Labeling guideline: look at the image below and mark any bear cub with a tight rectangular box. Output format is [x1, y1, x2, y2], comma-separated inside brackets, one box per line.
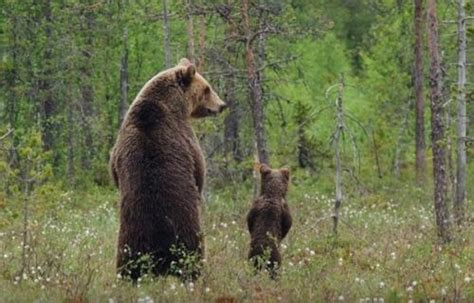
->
[246, 164, 292, 278]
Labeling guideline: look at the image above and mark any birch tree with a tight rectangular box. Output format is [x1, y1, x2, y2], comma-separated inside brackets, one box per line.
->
[454, 0, 467, 226]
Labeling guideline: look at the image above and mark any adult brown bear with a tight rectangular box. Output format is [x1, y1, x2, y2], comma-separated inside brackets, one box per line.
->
[110, 58, 226, 281]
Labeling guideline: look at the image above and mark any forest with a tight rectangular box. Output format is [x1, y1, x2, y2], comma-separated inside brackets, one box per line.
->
[0, 0, 473, 302]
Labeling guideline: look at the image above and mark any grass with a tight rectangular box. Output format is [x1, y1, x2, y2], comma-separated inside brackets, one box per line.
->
[0, 179, 473, 302]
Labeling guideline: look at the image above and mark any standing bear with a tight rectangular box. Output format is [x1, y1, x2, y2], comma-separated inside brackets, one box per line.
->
[110, 58, 226, 281]
[247, 164, 292, 279]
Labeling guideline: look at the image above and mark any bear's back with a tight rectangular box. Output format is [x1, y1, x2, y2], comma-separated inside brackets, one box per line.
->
[113, 100, 202, 238]
[250, 197, 284, 241]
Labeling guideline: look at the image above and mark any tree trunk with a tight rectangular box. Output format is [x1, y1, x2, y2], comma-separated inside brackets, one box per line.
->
[427, 0, 451, 243]
[20, 175, 31, 280]
[198, 7, 206, 72]
[393, 101, 410, 178]
[295, 102, 314, 171]
[67, 106, 75, 186]
[185, 0, 195, 62]
[241, 0, 269, 165]
[333, 77, 345, 235]
[414, 0, 426, 185]
[6, 14, 19, 171]
[79, 3, 95, 169]
[119, 26, 129, 127]
[445, 107, 456, 204]
[162, 0, 172, 68]
[454, 0, 466, 226]
[223, 0, 242, 162]
[372, 131, 383, 178]
[223, 71, 242, 162]
[39, 0, 55, 152]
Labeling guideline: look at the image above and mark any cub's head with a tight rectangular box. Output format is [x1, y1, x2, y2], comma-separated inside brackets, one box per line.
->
[259, 164, 290, 197]
[176, 58, 227, 118]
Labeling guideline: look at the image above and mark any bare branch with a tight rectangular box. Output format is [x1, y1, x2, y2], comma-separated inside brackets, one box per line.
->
[0, 129, 13, 142]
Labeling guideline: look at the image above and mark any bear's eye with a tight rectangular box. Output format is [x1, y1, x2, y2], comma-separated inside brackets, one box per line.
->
[204, 86, 210, 95]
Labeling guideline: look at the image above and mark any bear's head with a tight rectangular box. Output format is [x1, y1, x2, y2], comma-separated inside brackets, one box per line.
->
[175, 58, 227, 118]
[259, 164, 290, 198]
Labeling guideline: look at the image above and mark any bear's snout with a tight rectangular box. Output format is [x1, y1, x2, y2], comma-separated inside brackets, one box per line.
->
[219, 103, 228, 113]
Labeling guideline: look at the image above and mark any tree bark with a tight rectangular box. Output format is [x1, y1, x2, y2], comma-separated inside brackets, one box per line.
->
[38, 0, 55, 152]
[445, 106, 456, 204]
[197, 3, 206, 72]
[6, 14, 19, 170]
[332, 77, 345, 235]
[20, 175, 31, 280]
[295, 102, 314, 171]
[394, 101, 410, 178]
[162, 0, 172, 68]
[185, 0, 195, 62]
[372, 131, 383, 178]
[67, 106, 75, 186]
[222, 1, 242, 162]
[454, 0, 466, 226]
[223, 71, 242, 162]
[241, 0, 269, 165]
[427, 0, 451, 243]
[119, 26, 129, 127]
[79, 2, 95, 169]
[414, 0, 426, 185]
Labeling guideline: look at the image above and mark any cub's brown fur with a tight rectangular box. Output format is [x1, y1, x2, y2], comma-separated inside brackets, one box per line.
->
[246, 164, 292, 278]
[110, 58, 226, 281]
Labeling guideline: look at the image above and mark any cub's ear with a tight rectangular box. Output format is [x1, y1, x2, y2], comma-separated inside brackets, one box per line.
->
[177, 64, 196, 87]
[259, 163, 272, 175]
[281, 168, 290, 181]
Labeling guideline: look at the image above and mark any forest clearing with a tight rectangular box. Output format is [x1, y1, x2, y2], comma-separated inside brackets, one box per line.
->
[0, 0, 473, 302]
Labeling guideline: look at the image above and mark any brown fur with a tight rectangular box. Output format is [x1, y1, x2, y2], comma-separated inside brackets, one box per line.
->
[110, 58, 226, 281]
[246, 164, 292, 278]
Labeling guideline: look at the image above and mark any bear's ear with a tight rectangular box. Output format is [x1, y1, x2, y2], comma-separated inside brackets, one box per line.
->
[177, 64, 196, 88]
[260, 163, 272, 175]
[178, 58, 192, 66]
[281, 168, 290, 181]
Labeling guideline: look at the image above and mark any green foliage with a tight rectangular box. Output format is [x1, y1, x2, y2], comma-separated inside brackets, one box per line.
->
[0, 0, 473, 301]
